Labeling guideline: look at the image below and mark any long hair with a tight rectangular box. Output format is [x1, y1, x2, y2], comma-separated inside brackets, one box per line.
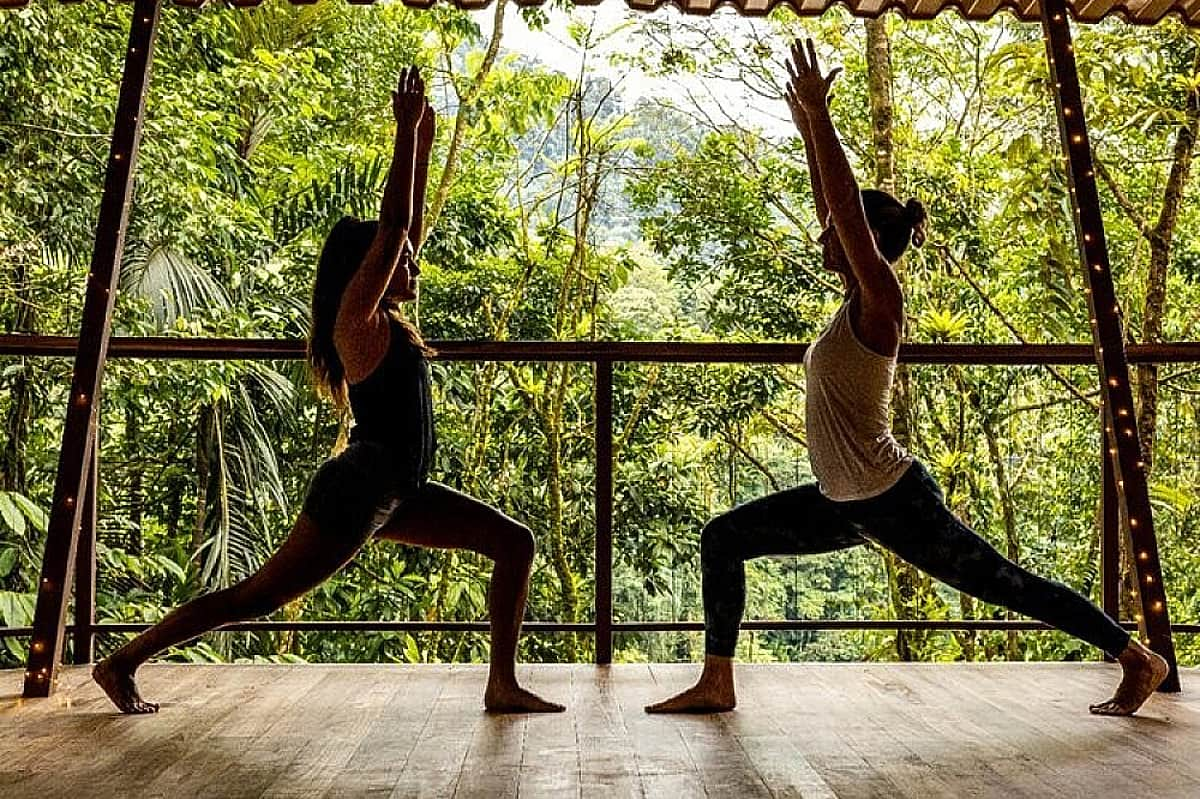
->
[861, 189, 927, 263]
[308, 217, 432, 408]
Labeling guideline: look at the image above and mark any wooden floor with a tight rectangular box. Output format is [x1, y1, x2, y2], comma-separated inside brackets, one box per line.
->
[0, 663, 1196, 798]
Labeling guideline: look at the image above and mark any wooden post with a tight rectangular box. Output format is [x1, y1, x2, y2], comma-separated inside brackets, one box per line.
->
[1101, 421, 1120, 623]
[72, 439, 98, 665]
[594, 360, 614, 665]
[1041, 0, 1179, 690]
[23, 0, 160, 697]
[1100, 401, 1120, 663]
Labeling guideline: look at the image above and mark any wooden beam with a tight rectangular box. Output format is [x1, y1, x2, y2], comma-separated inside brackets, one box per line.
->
[5, 335, 1200, 364]
[594, 360, 614, 665]
[71, 439, 98, 665]
[1041, 0, 1179, 691]
[23, 0, 161, 698]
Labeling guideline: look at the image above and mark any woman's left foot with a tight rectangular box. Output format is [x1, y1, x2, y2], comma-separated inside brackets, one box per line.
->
[484, 683, 565, 714]
[1090, 642, 1169, 716]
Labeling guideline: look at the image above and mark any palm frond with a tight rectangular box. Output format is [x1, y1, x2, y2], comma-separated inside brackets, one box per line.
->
[121, 245, 231, 330]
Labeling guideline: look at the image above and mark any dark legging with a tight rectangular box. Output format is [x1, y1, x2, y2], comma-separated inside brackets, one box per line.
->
[701, 460, 1130, 658]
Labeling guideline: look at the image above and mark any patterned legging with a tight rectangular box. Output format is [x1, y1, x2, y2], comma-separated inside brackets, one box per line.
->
[701, 460, 1130, 658]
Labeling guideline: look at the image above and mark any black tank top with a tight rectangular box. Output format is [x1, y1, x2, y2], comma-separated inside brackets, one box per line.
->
[347, 319, 436, 476]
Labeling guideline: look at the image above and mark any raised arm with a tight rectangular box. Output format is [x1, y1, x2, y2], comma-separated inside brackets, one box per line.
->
[784, 39, 835, 226]
[787, 40, 902, 344]
[409, 98, 435, 257]
[335, 67, 425, 382]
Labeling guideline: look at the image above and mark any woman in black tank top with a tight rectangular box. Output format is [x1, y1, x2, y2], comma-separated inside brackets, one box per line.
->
[93, 68, 563, 716]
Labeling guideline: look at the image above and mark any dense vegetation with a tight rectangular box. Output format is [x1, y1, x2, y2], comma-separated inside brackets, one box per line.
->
[1, 0, 1198, 669]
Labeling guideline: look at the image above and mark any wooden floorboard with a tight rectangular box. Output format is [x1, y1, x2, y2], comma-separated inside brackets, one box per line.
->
[0, 662, 1194, 798]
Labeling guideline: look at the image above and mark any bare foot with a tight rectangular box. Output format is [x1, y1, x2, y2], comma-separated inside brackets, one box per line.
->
[1090, 641, 1169, 716]
[93, 659, 159, 714]
[484, 682, 564, 714]
[645, 680, 736, 714]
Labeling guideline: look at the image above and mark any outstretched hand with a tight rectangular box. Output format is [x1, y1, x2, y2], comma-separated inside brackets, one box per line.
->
[392, 66, 426, 131]
[785, 38, 841, 119]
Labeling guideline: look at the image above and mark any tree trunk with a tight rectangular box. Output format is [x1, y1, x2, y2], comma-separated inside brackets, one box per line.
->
[193, 404, 214, 566]
[126, 403, 144, 555]
[423, 0, 509, 241]
[1136, 78, 1200, 476]
[866, 15, 928, 661]
[977, 403, 1021, 659]
[0, 258, 36, 494]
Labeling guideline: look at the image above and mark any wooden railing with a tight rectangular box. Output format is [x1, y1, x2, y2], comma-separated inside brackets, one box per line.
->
[2, 334, 1199, 664]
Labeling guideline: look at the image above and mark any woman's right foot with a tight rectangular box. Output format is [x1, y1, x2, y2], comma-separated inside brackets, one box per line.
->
[1089, 641, 1170, 716]
[93, 658, 159, 714]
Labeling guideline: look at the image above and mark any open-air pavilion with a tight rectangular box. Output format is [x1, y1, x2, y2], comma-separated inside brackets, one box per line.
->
[1, 0, 1199, 795]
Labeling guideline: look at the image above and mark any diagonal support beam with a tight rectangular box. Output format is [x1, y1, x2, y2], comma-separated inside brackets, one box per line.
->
[1040, 0, 1179, 691]
[23, 0, 161, 698]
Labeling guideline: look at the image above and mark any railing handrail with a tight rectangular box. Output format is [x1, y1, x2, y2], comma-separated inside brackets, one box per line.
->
[3, 334, 1200, 363]
[4, 333, 1196, 663]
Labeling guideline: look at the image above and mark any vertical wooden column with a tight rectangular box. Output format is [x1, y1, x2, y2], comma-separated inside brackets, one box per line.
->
[71, 439, 99, 665]
[1041, 0, 1179, 691]
[594, 360, 614, 664]
[23, 0, 160, 697]
[1100, 417, 1120, 622]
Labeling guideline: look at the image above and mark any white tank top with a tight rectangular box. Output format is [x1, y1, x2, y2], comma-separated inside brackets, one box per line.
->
[803, 296, 912, 501]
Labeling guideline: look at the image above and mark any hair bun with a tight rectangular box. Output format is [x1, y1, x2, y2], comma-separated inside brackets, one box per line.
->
[905, 198, 927, 248]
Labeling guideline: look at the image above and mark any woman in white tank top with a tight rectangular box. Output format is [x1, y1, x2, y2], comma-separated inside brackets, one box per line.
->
[647, 39, 1168, 718]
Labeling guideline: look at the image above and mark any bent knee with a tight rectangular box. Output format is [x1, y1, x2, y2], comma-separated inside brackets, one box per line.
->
[496, 520, 535, 564]
[700, 515, 739, 562]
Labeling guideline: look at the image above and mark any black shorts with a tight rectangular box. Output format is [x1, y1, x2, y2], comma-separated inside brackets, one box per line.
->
[301, 441, 428, 541]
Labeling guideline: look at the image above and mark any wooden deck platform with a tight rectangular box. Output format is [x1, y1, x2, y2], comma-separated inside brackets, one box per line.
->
[0, 663, 1195, 798]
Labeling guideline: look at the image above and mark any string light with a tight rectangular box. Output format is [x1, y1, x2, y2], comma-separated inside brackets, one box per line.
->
[1139, 551, 1149, 560]
[1108, 378, 1119, 387]
[1084, 234, 1092, 243]
[1146, 575, 1155, 584]
[31, 641, 43, 653]
[64, 497, 75, 508]
[1130, 518, 1139, 527]
[1118, 408, 1128, 416]
[1154, 601, 1164, 610]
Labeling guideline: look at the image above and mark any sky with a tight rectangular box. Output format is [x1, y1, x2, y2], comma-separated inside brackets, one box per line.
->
[470, 2, 800, 139]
